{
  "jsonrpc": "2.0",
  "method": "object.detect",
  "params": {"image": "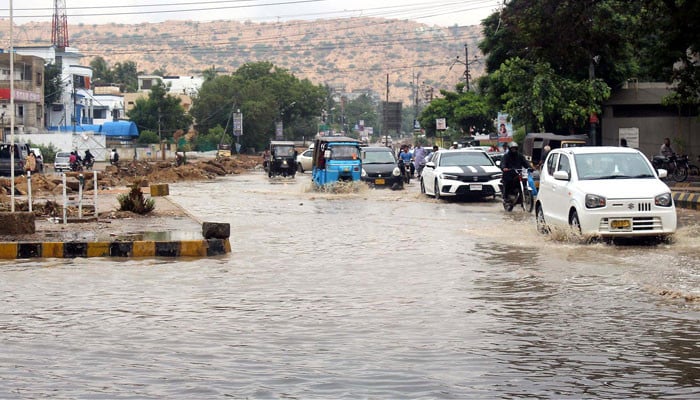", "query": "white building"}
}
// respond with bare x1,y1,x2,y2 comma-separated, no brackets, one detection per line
13,45,106,130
